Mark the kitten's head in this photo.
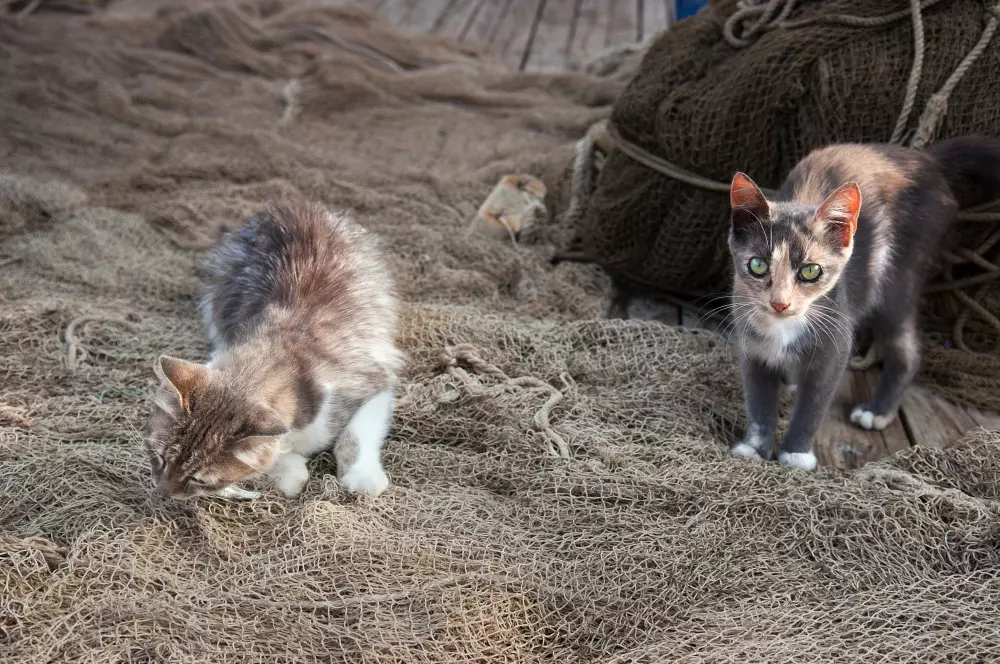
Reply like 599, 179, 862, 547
145, 356, 288, 499
727, 172, 862, 325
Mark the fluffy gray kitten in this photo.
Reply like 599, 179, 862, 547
146, 200, 403, 499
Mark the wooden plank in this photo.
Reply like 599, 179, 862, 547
899, 385, 979, 449
397, 0, 452, 33
964, 406, 1000, 431
434, 0, 482, 37
456, 0, 489, 41
523, 0, 577, 71
604, 0, 639, 48
378, 0, 417, 27
664, 0, 676, 28
351, 0, 388, 12
518, 0, 550, 70
492, 0, 545, 69
859, 369, 911, 455
462, 0, 511, 45
343, 0, 385, 10
567, 0, 608, 64
813, 371, 890, 470
642, 0, 670, 41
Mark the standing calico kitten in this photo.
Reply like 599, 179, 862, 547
728, 137, 1000, 470
146, 201, 404, 498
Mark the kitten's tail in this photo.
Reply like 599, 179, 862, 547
928, 136, 1000, 207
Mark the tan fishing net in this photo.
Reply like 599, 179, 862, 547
570, 0, 1000, 410
1, 2, 998, 662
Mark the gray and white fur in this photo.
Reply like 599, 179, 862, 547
727, 137, 1000, 470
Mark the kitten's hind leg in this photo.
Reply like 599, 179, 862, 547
851, 315, 919, 431
732, 355, 782, 462
336, 391, 393, 496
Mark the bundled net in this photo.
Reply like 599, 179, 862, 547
1, 2, 998, 662
569, 0, 1000, 410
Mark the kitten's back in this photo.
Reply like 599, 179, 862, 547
779, 144, 938, 214
202, 201, 399, 364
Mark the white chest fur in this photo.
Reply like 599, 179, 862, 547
746, 315, 810, 367
771, 316, 809, 348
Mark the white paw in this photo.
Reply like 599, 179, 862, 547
275, 471, 309, 498
850, 405, 894, 431
339, 461, 390, 497
778, 451, 817, 471
731, 442, 764, 462
270, 456, 310, 497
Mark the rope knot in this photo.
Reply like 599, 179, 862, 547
723, 0, 800, 49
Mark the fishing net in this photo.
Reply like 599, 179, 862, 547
1, 2, 998, 662
568, 0, 1000, 410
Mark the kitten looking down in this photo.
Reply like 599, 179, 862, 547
146, 201, 404, 499
727, 137, 1000, 470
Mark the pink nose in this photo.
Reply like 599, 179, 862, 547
771, 301, 790, 313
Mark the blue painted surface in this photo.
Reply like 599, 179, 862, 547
675, 0, 709, 20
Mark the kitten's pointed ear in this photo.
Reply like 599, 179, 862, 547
230, 435, 281, 473
154, 355, 207, 412
814, 182, 862, 247
730, 172, 769, 231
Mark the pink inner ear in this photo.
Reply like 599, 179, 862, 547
816, 182, 862, 247
156, 355, 208, 403
730, 172, 766, 211
151, 386, 181, 420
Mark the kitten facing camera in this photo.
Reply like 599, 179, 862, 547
146, 201, 404, 499
727, 137, 1000, 470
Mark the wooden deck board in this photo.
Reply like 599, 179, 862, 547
567, 0, 609, 64
523, 0, 576, 71
378, 0, 417, 26
814, 372, 888, 469
371, 0, 649, 69
900, 385, 980, 449
642, 0, 670, 41
967, 406, 1000, 431
491, 0, 545, 69
461, 0, 511, 44
605, 0, 639, 48
433, 0, 483, 37
401, 0, 453, 32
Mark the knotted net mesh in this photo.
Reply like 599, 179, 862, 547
0, 2, 998, 662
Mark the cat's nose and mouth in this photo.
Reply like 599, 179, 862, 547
769, 301, 794, 316
152, 474, 188, 500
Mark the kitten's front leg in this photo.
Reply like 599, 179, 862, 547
732, 354, 782, 462
778, 346, 849, 471
268, 452, 310, 497
335, 390, 393, 497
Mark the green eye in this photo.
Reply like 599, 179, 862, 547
748, 257, 769, 276
798, 264, 822, 282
